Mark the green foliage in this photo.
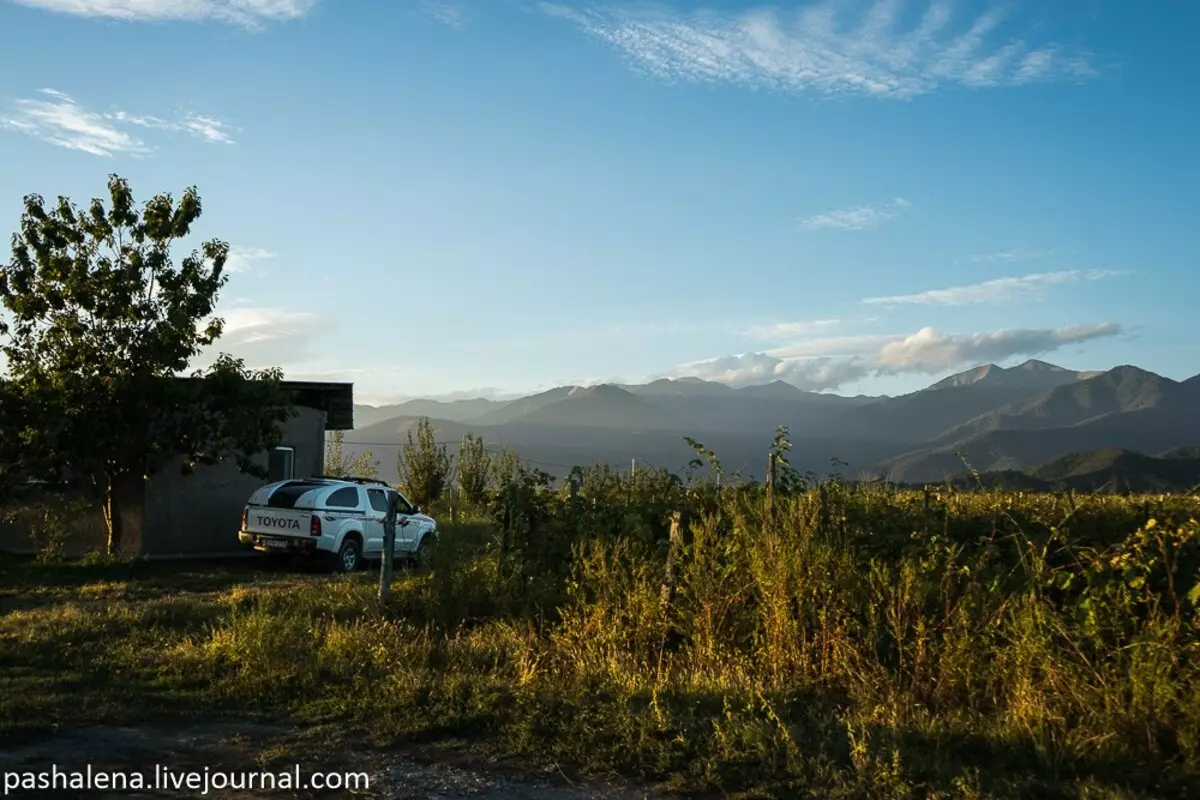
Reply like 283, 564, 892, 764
456, 432, 491, 510
324, 430, 378, 479
0, 175, 294, 554
3, 438, 1200, 797
397, 417, 452, 507
488, 446, 523, 490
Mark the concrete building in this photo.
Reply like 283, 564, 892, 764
0, 381, 353, 558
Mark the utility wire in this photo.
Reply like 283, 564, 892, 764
337, 438, 661, 472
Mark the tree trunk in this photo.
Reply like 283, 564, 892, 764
103, 471, 124, 557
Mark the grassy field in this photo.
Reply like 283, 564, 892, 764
2, 477, 1199, 798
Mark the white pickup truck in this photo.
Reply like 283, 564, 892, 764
237, 476, 438, 572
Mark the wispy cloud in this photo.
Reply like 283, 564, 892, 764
0, 89, 149, 157
224, 246, 277, 275
200, 307, 332, 368
666, 322, 1121, 390
800, 198, 910, 231
862, 269, 1130, 306
8, 0, 317, 27
418, 0, 467, 27
539, 0, 1098, 99
109, 109, 236, 144
744, 318, 841, 339
970, 249, 1066, 264
1, 89, 235, 156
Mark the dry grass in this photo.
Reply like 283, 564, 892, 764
2, 486, 1198, 798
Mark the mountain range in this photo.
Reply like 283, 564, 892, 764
340, 359, 1200, 487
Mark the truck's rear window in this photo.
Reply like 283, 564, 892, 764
266, 481, 325, 509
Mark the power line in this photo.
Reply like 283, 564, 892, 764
336, 438, 663, 472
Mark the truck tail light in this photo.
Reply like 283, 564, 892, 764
241, 508, 248, 530
310, 514, 322, 537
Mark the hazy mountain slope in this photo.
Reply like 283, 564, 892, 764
470, 387, 579, 426
1029, 447, 1198, 483
928, 366, 1180, 446
340, 361, 1199, 489
881, 402, 1200, 482
928, 359, 1098, 391
624, 377, 736, 397
835, 384, 1053, 444
354, 398, 506, 427
513, 384, 692, 431
933, 448, 1200, 492
1160, 445, 1200, 459
341, 412, 898, 486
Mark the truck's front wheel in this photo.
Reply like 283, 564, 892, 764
412, 535, 436, 570
334, 537, 362, 573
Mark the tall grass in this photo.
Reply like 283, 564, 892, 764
2, 470, 1198, 797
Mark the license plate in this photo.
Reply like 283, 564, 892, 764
261, 538, 291, 550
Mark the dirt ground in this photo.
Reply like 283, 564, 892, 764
0, 723, 669, 799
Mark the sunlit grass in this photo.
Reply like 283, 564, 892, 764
1, 487, 1198, 798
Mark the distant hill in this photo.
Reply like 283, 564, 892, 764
623, 377, 736, 397
927, 366, 1180, 447
1161, 445, 1200, 459
839, 359, 1104, 445
513, 384, 691, 431
354, 397, 507, 428
928, 359, 1099, 392
470, 387, 579, 426
338, 361, 1200, 488
939, 448, 1200, 493
881, 367, 1200, 482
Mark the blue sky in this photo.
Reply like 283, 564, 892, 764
0, 0, 1196, 404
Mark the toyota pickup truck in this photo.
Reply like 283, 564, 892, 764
238, 476, 438, 572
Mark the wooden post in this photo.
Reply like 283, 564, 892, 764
660, 511, 683, 618
500, 492, 512, 560
379, 491, 399, 603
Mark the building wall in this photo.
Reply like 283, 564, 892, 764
0, 475, 144, 558
140, 406, 327, 556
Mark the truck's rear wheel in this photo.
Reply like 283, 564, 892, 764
334, 537, 362, 573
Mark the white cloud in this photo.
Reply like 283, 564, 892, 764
862, 269, 1130, 306
224, 246, 277, 275
800, 198, 910, 231
668, 352, 871, 390
1, 89, 235, 156
666, 322, 1121, 390
108, 110, 236, 143
540, 0, 1097, 99
0, 89, 150, 156
744, 318, 841, 339
874, 323, 1120, 374
418, 0, 466, 27
9, 0, 317, 26
180, 114, 235, 144
200, 307, 332, 368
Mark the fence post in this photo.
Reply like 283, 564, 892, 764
379, 490, 399, 603
500, 490, 512, 566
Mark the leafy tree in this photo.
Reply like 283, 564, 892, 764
0, 174, 294, 555
324, 430, 378, 479
396, 417, 451, 508
456, 432, 491, 510
489, 446, 523, 491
